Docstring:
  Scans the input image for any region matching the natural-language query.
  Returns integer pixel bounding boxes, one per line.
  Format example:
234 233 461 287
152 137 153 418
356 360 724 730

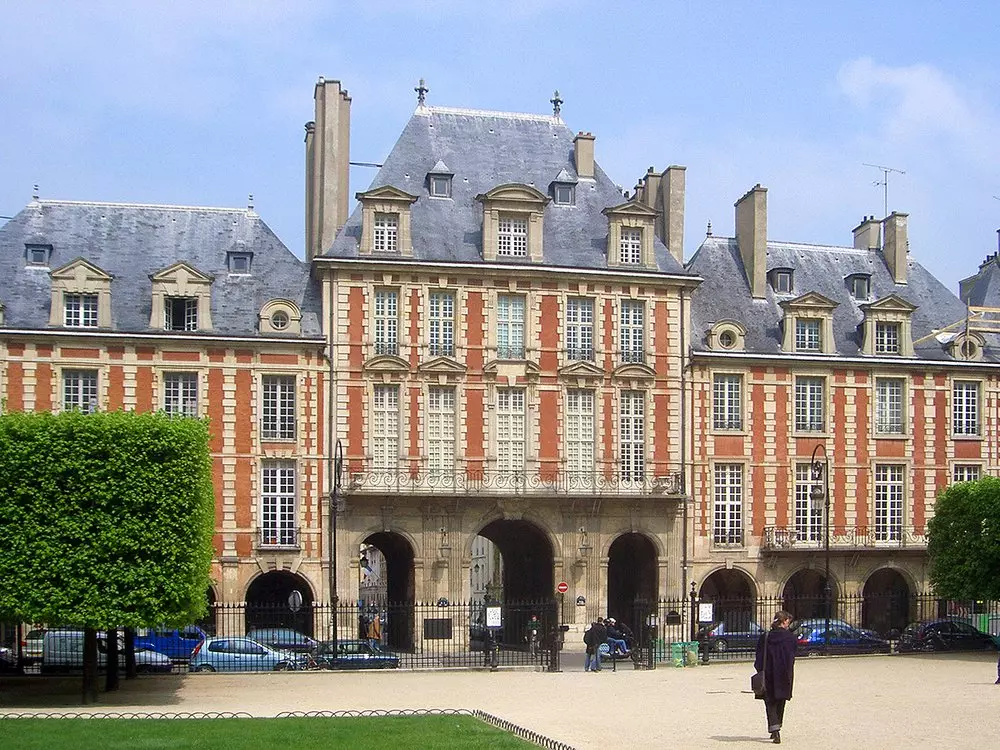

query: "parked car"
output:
695 621 765 653
796 623 891 656
134 626 207 661
22 628 46 665
245 628 317 653
189 637 300 672
312 639 399 670
793 618 882 640
0 645 17 672
898 619 997 652
41 630 173 673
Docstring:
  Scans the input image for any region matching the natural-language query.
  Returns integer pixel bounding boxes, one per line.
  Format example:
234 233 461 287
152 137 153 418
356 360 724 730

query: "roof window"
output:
25 243 52 267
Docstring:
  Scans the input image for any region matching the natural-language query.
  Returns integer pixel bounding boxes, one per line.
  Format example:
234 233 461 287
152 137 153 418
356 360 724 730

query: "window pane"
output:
566 298 594 361
713 464 743 545
374 290 399 356
372 385 399 470
619 391 645 481
262 375 296 439
164 373 198 417
261 461 296 546
713 374 742 430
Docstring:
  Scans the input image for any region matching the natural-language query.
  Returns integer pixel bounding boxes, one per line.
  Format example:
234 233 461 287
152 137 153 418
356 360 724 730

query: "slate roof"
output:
0 200 323 338
325 106 690 276
686 236 977 362
959 254 1000 306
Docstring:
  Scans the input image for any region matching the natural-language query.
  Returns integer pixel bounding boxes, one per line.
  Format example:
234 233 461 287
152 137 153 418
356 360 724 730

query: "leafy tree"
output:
927 476 1000 600
0 411 215 698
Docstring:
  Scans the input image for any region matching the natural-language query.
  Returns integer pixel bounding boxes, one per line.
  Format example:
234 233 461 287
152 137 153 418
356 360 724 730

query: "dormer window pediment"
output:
476 183 549 263
356 185 418 257
602 200 657 269
860 294 917 357
779 292 838 354
49 258 115 329
149 262 214 332
551 168 578 206
427 160 453 199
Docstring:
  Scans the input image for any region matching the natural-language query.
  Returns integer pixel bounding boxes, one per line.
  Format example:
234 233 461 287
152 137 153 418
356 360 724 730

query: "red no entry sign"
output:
556 581 569 594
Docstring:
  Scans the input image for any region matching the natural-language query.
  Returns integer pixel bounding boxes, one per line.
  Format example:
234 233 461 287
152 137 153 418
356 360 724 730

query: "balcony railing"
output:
762 525 927 551
496 344 525 360
257 526 300 550
374 341 399 357
344 466 683 497
260 418 296 440
565 346 595 362
617 349 646 366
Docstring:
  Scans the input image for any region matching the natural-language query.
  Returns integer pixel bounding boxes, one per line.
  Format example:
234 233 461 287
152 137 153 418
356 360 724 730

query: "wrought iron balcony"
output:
565 346 595 362
374 341 399 357
617 349 646 366
496 344 525 360
257 526 300 550
762 525 927 551
344 465 684 497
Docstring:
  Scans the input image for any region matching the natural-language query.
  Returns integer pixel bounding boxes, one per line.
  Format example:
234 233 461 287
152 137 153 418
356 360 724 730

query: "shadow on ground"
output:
0 675 184 709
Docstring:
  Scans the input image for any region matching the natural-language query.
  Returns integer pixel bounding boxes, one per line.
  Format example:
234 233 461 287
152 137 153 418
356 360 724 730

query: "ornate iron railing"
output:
345 466 683 496
257 526 300 550
762 525 927 551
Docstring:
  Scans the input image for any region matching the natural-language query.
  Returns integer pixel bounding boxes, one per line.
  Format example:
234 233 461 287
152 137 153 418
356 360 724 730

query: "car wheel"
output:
807 649 821 657
274 661 292 671
192 664 215 673
714 639 728 653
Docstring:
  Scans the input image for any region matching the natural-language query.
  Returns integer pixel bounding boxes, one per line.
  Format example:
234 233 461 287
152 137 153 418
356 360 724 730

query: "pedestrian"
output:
367 612 382 649
753 610 797 744
583 618 607 672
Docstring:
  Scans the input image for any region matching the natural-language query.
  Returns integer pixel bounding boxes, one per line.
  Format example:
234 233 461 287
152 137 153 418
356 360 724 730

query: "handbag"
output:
751 632 769 699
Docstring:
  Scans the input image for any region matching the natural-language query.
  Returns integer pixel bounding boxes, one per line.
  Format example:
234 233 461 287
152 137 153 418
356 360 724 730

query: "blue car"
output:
189 637 300 672
796 623 890 656
246 627 317 653
134 626 207 661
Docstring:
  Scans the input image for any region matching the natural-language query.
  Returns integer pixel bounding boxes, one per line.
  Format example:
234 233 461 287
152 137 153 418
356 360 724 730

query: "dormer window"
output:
228 252 252 274
165 297 198 331
429 175 452 198
476 184 549 263
26 244 51 266
498 214 528 257
357 186 417 256
779 293 838 355
859 295 917 357
849 274 871 300
795 318 822 351
554 184 575 206
620 228 642 264
602 200 657 269
373 213 399 253
874 321 900 355
64 294 99 328
49 258 114 329
770 269 793 294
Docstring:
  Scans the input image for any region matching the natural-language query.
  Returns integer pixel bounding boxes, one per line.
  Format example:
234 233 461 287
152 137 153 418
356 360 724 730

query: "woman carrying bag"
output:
753 610 797 744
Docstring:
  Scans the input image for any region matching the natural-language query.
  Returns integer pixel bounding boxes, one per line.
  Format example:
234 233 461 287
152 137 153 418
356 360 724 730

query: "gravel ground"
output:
2 650 998 748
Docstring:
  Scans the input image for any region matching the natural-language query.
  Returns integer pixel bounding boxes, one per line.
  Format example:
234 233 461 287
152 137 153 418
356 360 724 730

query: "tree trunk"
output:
124 627 137 679
105 628 119 691
82 628 98 704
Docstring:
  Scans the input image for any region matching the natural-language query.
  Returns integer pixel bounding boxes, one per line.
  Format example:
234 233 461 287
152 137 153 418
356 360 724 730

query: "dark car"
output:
898 619 997 652
793 618 882 641
796 623 890 656
695 621 765 653
312 639 399 669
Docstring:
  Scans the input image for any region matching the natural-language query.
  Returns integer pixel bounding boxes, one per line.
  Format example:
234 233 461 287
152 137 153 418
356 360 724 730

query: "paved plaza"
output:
2 649 998 748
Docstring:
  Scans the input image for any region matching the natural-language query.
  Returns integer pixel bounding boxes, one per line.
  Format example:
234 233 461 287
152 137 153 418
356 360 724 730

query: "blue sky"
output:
3 2 999 293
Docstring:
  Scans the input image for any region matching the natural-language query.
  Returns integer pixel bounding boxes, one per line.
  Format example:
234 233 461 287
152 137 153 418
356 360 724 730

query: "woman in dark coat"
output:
754 610 797 744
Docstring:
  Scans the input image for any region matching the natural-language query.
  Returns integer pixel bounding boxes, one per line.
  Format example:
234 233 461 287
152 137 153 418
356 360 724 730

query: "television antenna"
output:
863 163 906 218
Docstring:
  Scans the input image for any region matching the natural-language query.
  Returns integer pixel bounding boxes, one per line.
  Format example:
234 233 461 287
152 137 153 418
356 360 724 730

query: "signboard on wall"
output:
698 603 715 624
486 605 502 629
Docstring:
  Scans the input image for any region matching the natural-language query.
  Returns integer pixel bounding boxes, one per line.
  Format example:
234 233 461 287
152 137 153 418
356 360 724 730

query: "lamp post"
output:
809 444 831 654
329 439 344 652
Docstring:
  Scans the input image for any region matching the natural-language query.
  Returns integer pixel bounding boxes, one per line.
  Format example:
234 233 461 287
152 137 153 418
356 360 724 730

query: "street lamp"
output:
809 444 831 654
329 439 344 652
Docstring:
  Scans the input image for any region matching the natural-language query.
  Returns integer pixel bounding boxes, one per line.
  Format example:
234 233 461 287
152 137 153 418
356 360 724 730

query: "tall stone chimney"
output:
661 165 686 265
305 77 352 260
573 132 595 179
853 215 881 250
735 184 768 299
882 211 909 284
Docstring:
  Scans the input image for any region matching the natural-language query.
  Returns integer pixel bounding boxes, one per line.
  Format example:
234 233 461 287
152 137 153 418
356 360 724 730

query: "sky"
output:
3 1 1000 294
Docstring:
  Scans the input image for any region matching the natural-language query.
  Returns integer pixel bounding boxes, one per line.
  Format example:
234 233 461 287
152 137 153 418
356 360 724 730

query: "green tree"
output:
927 476 1000 600
0 410 215 699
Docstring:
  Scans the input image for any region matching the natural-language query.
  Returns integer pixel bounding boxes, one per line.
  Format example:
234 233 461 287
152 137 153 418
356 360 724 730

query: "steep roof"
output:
326 106 690 275
0 200 323 338
686 236 974 361
959 254 1000 307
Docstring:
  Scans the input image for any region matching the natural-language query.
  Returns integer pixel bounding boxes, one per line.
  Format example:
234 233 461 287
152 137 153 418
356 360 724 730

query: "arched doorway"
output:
361 531 415 651
245 571 315 637
862 568 910 637
699 569 757 631
607 533 657 636
781 568 833 620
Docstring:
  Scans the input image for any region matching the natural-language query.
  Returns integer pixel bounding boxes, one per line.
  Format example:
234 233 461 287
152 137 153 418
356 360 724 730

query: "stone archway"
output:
862 568 911 637
362 531 416 650
699 569 757 631
607 532 657 635
244 571 315 637
781 568 833 620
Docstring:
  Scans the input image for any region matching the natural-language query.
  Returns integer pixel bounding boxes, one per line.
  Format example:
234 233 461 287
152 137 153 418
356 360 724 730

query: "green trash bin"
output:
670 641 685 668
684 641 700 666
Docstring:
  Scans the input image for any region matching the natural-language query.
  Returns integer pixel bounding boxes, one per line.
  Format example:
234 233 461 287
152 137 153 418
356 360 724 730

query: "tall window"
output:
794 463 823 542
374 289 399 356
713 374 743 430
566 389 595 482
874 464 904 542
262 375 296 439
261 460 296 547
63 370 98 413
373 213 399 253
795 319 822 351
496 388 526 475
875 321 900 355
64 293 98 328
497 295 525 359
427 386 456 475
953 381 980 436
164 372 198 417
619 228 642 264
619 299 645 364
566 298 594 361
429 291 455 357
794 376 825 432
165 297 198 331
619 390 645 482
713 464 743 546
372 385 399 470
875 377 904 434
953 464 981 483
497 215 527 257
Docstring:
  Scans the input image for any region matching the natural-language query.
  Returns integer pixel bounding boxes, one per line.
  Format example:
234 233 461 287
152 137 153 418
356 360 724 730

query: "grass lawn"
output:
0 715 540 749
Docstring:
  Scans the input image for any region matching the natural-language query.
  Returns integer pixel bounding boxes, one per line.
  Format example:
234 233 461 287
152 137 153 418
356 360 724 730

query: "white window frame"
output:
497 294 525 359
874 377 904 435
713 463 744 546
952 381 980 437
566 297 595 361
619 299 645 364
712 373 743 431
795 318 822 352
429 291 455 358
262 375 296 440
497 214 528 257
429 175 452 198
63 369 98 413
164 296 198 331
952 464 981 483
875 321 900 355
619 390 645 482
874 464 904 542
372 385 400 471
163 372 198 417
373 212 399 253
261 460 297 548
566 389 595 485
374 289 399 357
427 386 456 476
619 227 642 264
496 388 526 475
64 293 99 328
794 376 825 432
794 463 824 543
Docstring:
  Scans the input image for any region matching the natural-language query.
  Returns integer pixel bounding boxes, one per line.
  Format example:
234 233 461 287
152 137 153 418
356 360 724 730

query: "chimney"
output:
882 211 909 284
853 215 881 250
306 77 352 260
735 184 768 298
642 167 660 212
574 132 595 179
661 165 686 264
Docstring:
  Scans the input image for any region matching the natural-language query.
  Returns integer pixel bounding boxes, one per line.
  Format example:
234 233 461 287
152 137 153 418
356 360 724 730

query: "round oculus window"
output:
718 330 736 349
270 310 290 330
960 340 977 358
